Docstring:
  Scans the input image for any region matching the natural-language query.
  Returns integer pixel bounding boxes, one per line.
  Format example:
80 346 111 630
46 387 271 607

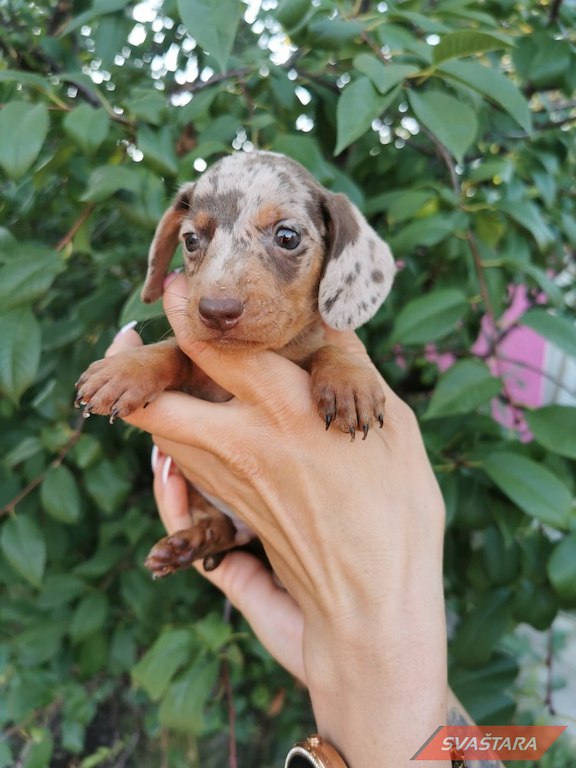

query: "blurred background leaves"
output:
0 0 575 765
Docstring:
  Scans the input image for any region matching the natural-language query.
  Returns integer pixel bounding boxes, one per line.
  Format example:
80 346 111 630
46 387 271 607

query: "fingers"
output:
151 444 305 681
163 273 310 406
151 446 193 534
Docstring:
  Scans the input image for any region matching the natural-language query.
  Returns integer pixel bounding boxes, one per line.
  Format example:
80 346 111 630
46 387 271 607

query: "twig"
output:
0 416 84 517
169 67 252 95
223 660 238 768
549 0 563 23
55 202 95 252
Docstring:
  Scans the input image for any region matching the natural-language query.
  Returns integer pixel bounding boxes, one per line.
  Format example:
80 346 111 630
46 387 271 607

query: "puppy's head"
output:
142 151 395 348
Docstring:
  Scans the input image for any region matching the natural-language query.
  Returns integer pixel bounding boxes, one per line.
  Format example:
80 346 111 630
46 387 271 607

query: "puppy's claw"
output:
325 413 333 430
349 426 356 441
362 423 369 440
203 552 227 571
377 413 384 428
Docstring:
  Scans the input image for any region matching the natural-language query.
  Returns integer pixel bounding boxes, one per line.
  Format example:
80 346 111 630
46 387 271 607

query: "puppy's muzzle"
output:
198 296 244 331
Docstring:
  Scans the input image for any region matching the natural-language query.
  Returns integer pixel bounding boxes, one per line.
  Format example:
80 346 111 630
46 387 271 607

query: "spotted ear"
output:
141 184 195 303
318 192 395 330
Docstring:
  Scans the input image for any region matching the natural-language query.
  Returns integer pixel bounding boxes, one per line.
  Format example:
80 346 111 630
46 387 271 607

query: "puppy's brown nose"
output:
198 296 244 331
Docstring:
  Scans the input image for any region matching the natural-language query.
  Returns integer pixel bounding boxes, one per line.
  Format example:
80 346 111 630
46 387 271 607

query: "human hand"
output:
106 273 448 766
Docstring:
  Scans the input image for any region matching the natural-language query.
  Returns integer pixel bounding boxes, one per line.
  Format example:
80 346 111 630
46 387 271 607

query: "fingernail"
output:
163 268 183 290
161 455 172 486
151 444 159 472
116 320 137 338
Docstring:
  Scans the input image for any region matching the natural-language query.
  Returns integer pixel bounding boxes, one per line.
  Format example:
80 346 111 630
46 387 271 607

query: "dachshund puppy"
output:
76 151 395 576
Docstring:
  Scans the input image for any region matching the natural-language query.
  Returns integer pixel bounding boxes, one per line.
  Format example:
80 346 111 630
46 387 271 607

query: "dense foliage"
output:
0 0 575 765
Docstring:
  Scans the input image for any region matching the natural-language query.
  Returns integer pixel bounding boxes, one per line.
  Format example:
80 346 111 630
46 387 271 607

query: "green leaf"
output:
80 165 142 202
484 451 572 530
0 307 42 405
449 654 517 724
119 286 164 325
274 0 311 30
73 544 124 578
132 628 194 701
0 69 50 90
353 54 419 95
511 580 557 630
518 309 576 358
408 89 477 163
0 102 49 180
158 658 219 732
21 728 54 768
137 125 178 176
498 200 554 250
0 248 64 311
63 105 110 154
0 741 13 768
0 515 46 587
390 288 468 345
308 18 366 48
41 465 82 524
547 534 576 602
451 588 513 666
125 91 167 125
381 190 437 224
59 0 131 36
525 406 576 459
432 30 513 65
70 592 109 642
424 359 501 419
194 613 233 653
177 0 242 73
16 621 68 665
335 77 399 155
438 60 531 134
84 460 131 514
502 261 562 305
388 212 465 253
37 574 87 608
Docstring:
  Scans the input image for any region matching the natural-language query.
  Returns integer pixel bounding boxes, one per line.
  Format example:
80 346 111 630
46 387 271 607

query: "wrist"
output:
302 612 448 768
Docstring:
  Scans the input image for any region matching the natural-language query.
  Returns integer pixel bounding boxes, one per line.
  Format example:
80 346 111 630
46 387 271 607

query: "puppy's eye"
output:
274 227 301 250
184 232 200 252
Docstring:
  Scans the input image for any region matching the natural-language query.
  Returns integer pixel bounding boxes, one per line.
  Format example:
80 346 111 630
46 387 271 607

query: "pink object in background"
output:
473 285 547 434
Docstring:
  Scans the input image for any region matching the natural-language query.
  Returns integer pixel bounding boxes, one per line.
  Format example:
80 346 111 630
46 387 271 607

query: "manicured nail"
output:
116 320 137 337
163 268 183 290
161 455 172 486
151 445 159 472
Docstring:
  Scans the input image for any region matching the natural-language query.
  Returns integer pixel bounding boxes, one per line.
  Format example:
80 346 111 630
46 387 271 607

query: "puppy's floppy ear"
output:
318 191 395 330
141 183 195 303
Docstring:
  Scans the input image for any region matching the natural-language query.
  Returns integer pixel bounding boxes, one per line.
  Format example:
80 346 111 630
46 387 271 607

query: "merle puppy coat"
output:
76 151 395 576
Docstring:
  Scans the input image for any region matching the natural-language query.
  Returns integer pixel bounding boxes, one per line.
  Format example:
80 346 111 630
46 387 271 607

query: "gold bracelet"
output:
285 734 349 768
285 734 468 767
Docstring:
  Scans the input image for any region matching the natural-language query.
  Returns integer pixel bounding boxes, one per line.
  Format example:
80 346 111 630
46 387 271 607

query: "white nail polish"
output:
151 445 159 472
161 455 172 486
117 320 137 336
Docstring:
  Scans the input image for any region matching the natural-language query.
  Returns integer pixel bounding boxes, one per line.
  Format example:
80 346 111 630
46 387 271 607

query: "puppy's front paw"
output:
75 353 163 422
310 347 385 439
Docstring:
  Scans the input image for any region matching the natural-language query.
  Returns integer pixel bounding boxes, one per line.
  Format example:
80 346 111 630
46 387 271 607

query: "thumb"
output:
162 272 309 405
